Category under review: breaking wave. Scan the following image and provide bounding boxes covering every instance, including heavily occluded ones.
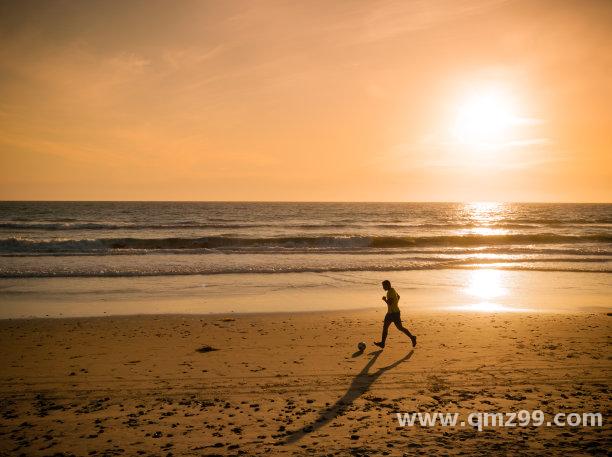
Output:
[1,233,610,255]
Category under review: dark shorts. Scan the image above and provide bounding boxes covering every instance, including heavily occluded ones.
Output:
[384,312,402,326]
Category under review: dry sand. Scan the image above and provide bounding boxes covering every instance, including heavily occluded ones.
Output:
[0,309,610,456]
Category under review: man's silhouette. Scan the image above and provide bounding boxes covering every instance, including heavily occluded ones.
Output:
[375,280,416,348]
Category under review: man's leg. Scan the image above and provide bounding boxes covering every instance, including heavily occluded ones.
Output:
[394,314,417,347]
[375,315,392,348]
[381,318,392,344]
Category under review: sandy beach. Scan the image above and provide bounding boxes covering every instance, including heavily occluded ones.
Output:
[0,309,609,456]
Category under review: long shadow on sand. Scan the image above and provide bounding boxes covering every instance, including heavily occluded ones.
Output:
[282,349,414,445]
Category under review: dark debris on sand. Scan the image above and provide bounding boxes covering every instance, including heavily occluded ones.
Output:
[196,345,219,353]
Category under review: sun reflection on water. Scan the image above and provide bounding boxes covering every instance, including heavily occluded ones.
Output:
[456,302,521,312]
[462,226,507,236]
[444,204,533,312]
[465,201,505,224]
[465,269,507,299]
[459,202,511,236]
[447,268,532,313]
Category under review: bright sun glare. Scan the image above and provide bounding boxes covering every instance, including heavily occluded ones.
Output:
[452,88,519,147]
[449,269,532,313]
[465,269,507,300]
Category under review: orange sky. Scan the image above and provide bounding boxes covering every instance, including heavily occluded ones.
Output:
[0,0,611,202]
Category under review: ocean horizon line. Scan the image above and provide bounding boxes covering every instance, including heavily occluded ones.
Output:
[1,200,611,204]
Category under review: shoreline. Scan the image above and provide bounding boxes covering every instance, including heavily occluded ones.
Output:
[1,263,611,279]
[0,307,379,322]
[1,269,611,320]
[1,306,611,323]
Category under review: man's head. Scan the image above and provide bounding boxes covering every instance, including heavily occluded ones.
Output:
[382,280,391,290]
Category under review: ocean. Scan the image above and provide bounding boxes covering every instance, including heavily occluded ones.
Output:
[1,201,610,278]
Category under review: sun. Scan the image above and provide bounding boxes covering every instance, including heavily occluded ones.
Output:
[452,87,519,147]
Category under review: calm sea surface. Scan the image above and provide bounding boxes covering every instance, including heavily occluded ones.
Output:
[0,202,610,278]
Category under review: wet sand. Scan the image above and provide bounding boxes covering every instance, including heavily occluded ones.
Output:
[0,309,610,456]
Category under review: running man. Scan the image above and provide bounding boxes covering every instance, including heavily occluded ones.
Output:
[374,280,417,348]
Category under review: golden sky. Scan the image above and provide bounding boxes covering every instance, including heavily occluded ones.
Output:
[0,0,611,202]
